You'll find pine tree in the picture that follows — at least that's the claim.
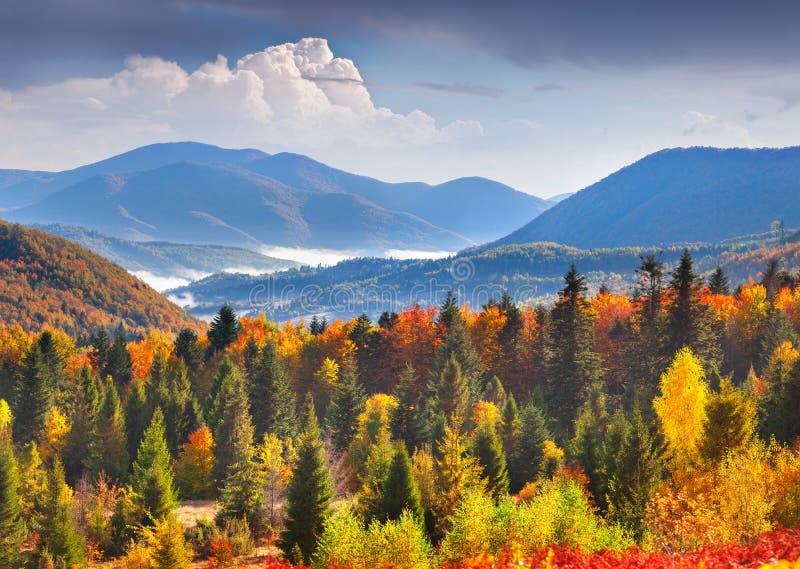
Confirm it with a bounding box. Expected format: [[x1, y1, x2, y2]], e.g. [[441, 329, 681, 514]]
[[434, 354, 470, 424], [279, 398, 333, 564], [708, 266, 730, 295], [544, 263, 602, 437], [430, 291, 483, 398], [472, 422, 509, 500], [207, 304, 240, 357], [326, 363, 366, 453], [761, 355, 800, 445], [91, 329, 111, 374], [106, 330, 132, 385], [64, 364, 100, 483], [87, 380, 129, 482], [509, 400, 550, 492], [666, 249, 703, 355], [217, 376, 264, 530], [391, 364, 420, 450], [164, 359, 192, 453], [378, 442, 423, 522], [132, 408, 178, 522], [174, 328, 202, 372], [482, 376, 507, 410], [249, 341, 298, 440], [569, 385, 609, 509], [125, 378, 150, 461], [212, 359, 251, 484], [605, 409, 662, 541], [38, 459, 85, 567], [13, 343, 54, 445], [0, 416, 25, 567], [700, 378, 756, 463], [499, 393, 520, 467], [146, 352, 169, 418]]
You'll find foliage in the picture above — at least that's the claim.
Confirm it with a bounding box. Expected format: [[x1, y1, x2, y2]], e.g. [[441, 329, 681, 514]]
[[174, 426, 215, 499]]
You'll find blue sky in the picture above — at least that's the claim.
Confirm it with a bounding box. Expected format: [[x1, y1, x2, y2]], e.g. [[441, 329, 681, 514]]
[[1, 0, 799, 197]]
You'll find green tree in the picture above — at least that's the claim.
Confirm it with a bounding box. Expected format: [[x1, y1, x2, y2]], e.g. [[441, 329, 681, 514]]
[[212, 359, 251, 484], [105, 330, 132, 385], [708, 266, 730, 295], [471, 422, 509, 501], [132, 408, 178, 523], [38, 459, 85, 567], [125, 378, 150, 461], [509, 400, 550, 492], [430, 292, 483, 398], [378, 442, 423, 522], [544, 263, 602, 437], [250, 341, 298, 440], [64, 364, 100, 483], [326, 363, 366, 453], [700, 378, 757, 463], [207, 304, 240, 357], [13, 343, 54, 445], [0, 410, 25, 567], [761, 353, 800, 445], [87, 380, 129, 482], [434, 354, 470, 425], [279, 398, 333, 564], [145, 515, 192, 569], [569, 386, 610, 510], [174, 328, 202, 371]]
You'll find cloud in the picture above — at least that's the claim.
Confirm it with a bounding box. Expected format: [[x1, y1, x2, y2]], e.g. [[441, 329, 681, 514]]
[[0, 38, 482, 170], [533, 83, 567, 92], [682, 111, 753, 145], [415, 81, 504, 98]]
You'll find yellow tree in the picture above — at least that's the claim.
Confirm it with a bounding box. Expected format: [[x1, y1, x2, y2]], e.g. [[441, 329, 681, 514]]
[[653, 347, 709, 472], [40, 407, 71, 460], [256, 433, 293, 532]]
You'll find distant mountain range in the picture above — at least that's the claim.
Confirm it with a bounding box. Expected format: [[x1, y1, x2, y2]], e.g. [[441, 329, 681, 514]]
[[2, 142, 551, 254], [0, 220, 199, 334], [34, 224, 300, 290], [493, 147, 800, 249]]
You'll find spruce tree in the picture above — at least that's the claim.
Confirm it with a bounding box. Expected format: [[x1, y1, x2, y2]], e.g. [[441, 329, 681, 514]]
[[544, 263, 602, 437], [430, 292, 483, 398], [326, 363, 366, 452], [391, 364, 420, 450], [666, 249, 703, 355], [708, 266, 730, 295], [125, 378, 150, 461], [91, 329, 111, 374], [378, 442, 423, 522], [482, 375, 507, 409], [0, 422, 25, 567], [499, 393, 520, 466], [132, 408, 178, 522], [173, 328, 202, 372], [279, 398, 333, 564], [472, 422, 509, 500], [249, 341, 298, 440], [38, 459, 85, 567], [164, 359, 192, 453], [106, 330, 133, 385], [87, 380, 129, 482], [434, 354, 470, 424], [212, 360, 251, 484], [569, 386, 610, 510], [761, 355, 800, 445], [207, 304, 240, 357], [64, 364, 100, 483], [509, 400, 550, 492], [13, 343, 54, 445]]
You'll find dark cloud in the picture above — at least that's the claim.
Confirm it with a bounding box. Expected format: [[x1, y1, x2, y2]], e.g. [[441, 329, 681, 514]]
[[2, 0, 800, 87], [415, 81, 504, 98]]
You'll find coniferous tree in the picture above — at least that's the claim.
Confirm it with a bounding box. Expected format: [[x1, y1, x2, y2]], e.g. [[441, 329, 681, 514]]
[[207, 304, 240, 357], [106, 330, 132, 385], [760, 356, 800, 445], [146, 515, 192, 569], [173, 328, 202, 372], [758, 308, 800, 374], [13, 343, 54, 445], [146, 352, 169, 418], [279, 398, 333, 564], [164, 359, 193, 453], [0, 412, 25, 567], [87, 380, 129, 482], [37, 330, 65, 392], [430, 292, 483, 399], [499, 393, 519, 467], [391, 364, 420, 450], [378, 442, 423, 522], [666, 249, 703, 356], [64, 364, 100, 483], [708, 266, 730, 295], [569, 386, 610, 510], [132, 408, 178, 523], [472, 422, 509, 501], [326, 363, 366, 453], [496, 291, 524, 391], [38, 459, 85, 567], [699, 378, 756, 462], [482, 376, 507, 410], [212, 359, 251, 484], [125, 378, 150, 462], [509, 400, 550, 492], [544, 263, 602, 437], [249, 341, 297, 440], [91, 329, 111, 374], [434, 354, 470, 425]]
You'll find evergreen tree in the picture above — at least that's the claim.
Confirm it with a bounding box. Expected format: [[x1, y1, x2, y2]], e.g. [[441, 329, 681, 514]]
[[146, 515, 193, 569], [13, 343, 54, 445], [496, 291, 524, 391], [38, 459, 85, 567], [472, 422, 509, 500], [249, 341, 298, 440], [760, 356, 800, 445], [569, 386, 610, 510], [544, 263, 602, 437], [132, 408, 178, 522], [700, 378, 756, 462], [605, 409, 662, 540], [482, 376, 507, 410], [430, 292, 483, 399], [91, 329, 111, 375], [207, 304, 240, 357], [378, 442, 423, 522], [106, 330, 132, 385], [164, 360, 193, 453], [125, 378, 150, 462], [146, 352, 169, 418], [279, 398, 333, 564], [509, 400, 550, 492], [37, 330, 65, 392], [433, 354, 470, 424], [708, 266, 731, 295], [499, 393, 520, 466], [173, 328, 202, 372], [0, 420, 25, 567], [758, 308, 800, 374], [212, 359, 251, 484], [666, 249, 703, 355], [391, 364, 420, 450], [326, 363, 366, 453], [87, 380, 129, 482], [64, 364, 100, 483]]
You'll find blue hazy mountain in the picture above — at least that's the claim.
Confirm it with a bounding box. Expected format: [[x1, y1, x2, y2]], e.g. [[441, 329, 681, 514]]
[[493, 147, 800, 249]]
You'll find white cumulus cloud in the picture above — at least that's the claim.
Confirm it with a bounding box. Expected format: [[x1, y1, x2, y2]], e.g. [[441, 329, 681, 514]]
[[0, 38, 482, 171]]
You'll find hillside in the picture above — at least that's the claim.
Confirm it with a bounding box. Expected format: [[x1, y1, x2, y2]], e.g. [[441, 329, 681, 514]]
[[494, 146, 800, 249], [35, 224, 300, 288], [168, 231, 784, 321], [0, 220, 199, 333]]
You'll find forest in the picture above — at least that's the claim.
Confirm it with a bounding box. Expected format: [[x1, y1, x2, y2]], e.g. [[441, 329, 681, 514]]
[[2, 249, 800, 568]]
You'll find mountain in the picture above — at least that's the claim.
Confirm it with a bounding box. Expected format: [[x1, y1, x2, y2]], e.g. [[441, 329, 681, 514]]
[[494, 147, 800, 249], [0, 220, 199, 334], [168, 231, 781, 322], [244, 153, 551, 243], [0, 141, 268, 211], [2, 142, 552, 253], [10, 162, 471, 253], [34, 224, 300, 289]]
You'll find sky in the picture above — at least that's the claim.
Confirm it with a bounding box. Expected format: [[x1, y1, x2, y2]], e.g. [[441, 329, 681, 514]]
[[1, 0, 800, 198]]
